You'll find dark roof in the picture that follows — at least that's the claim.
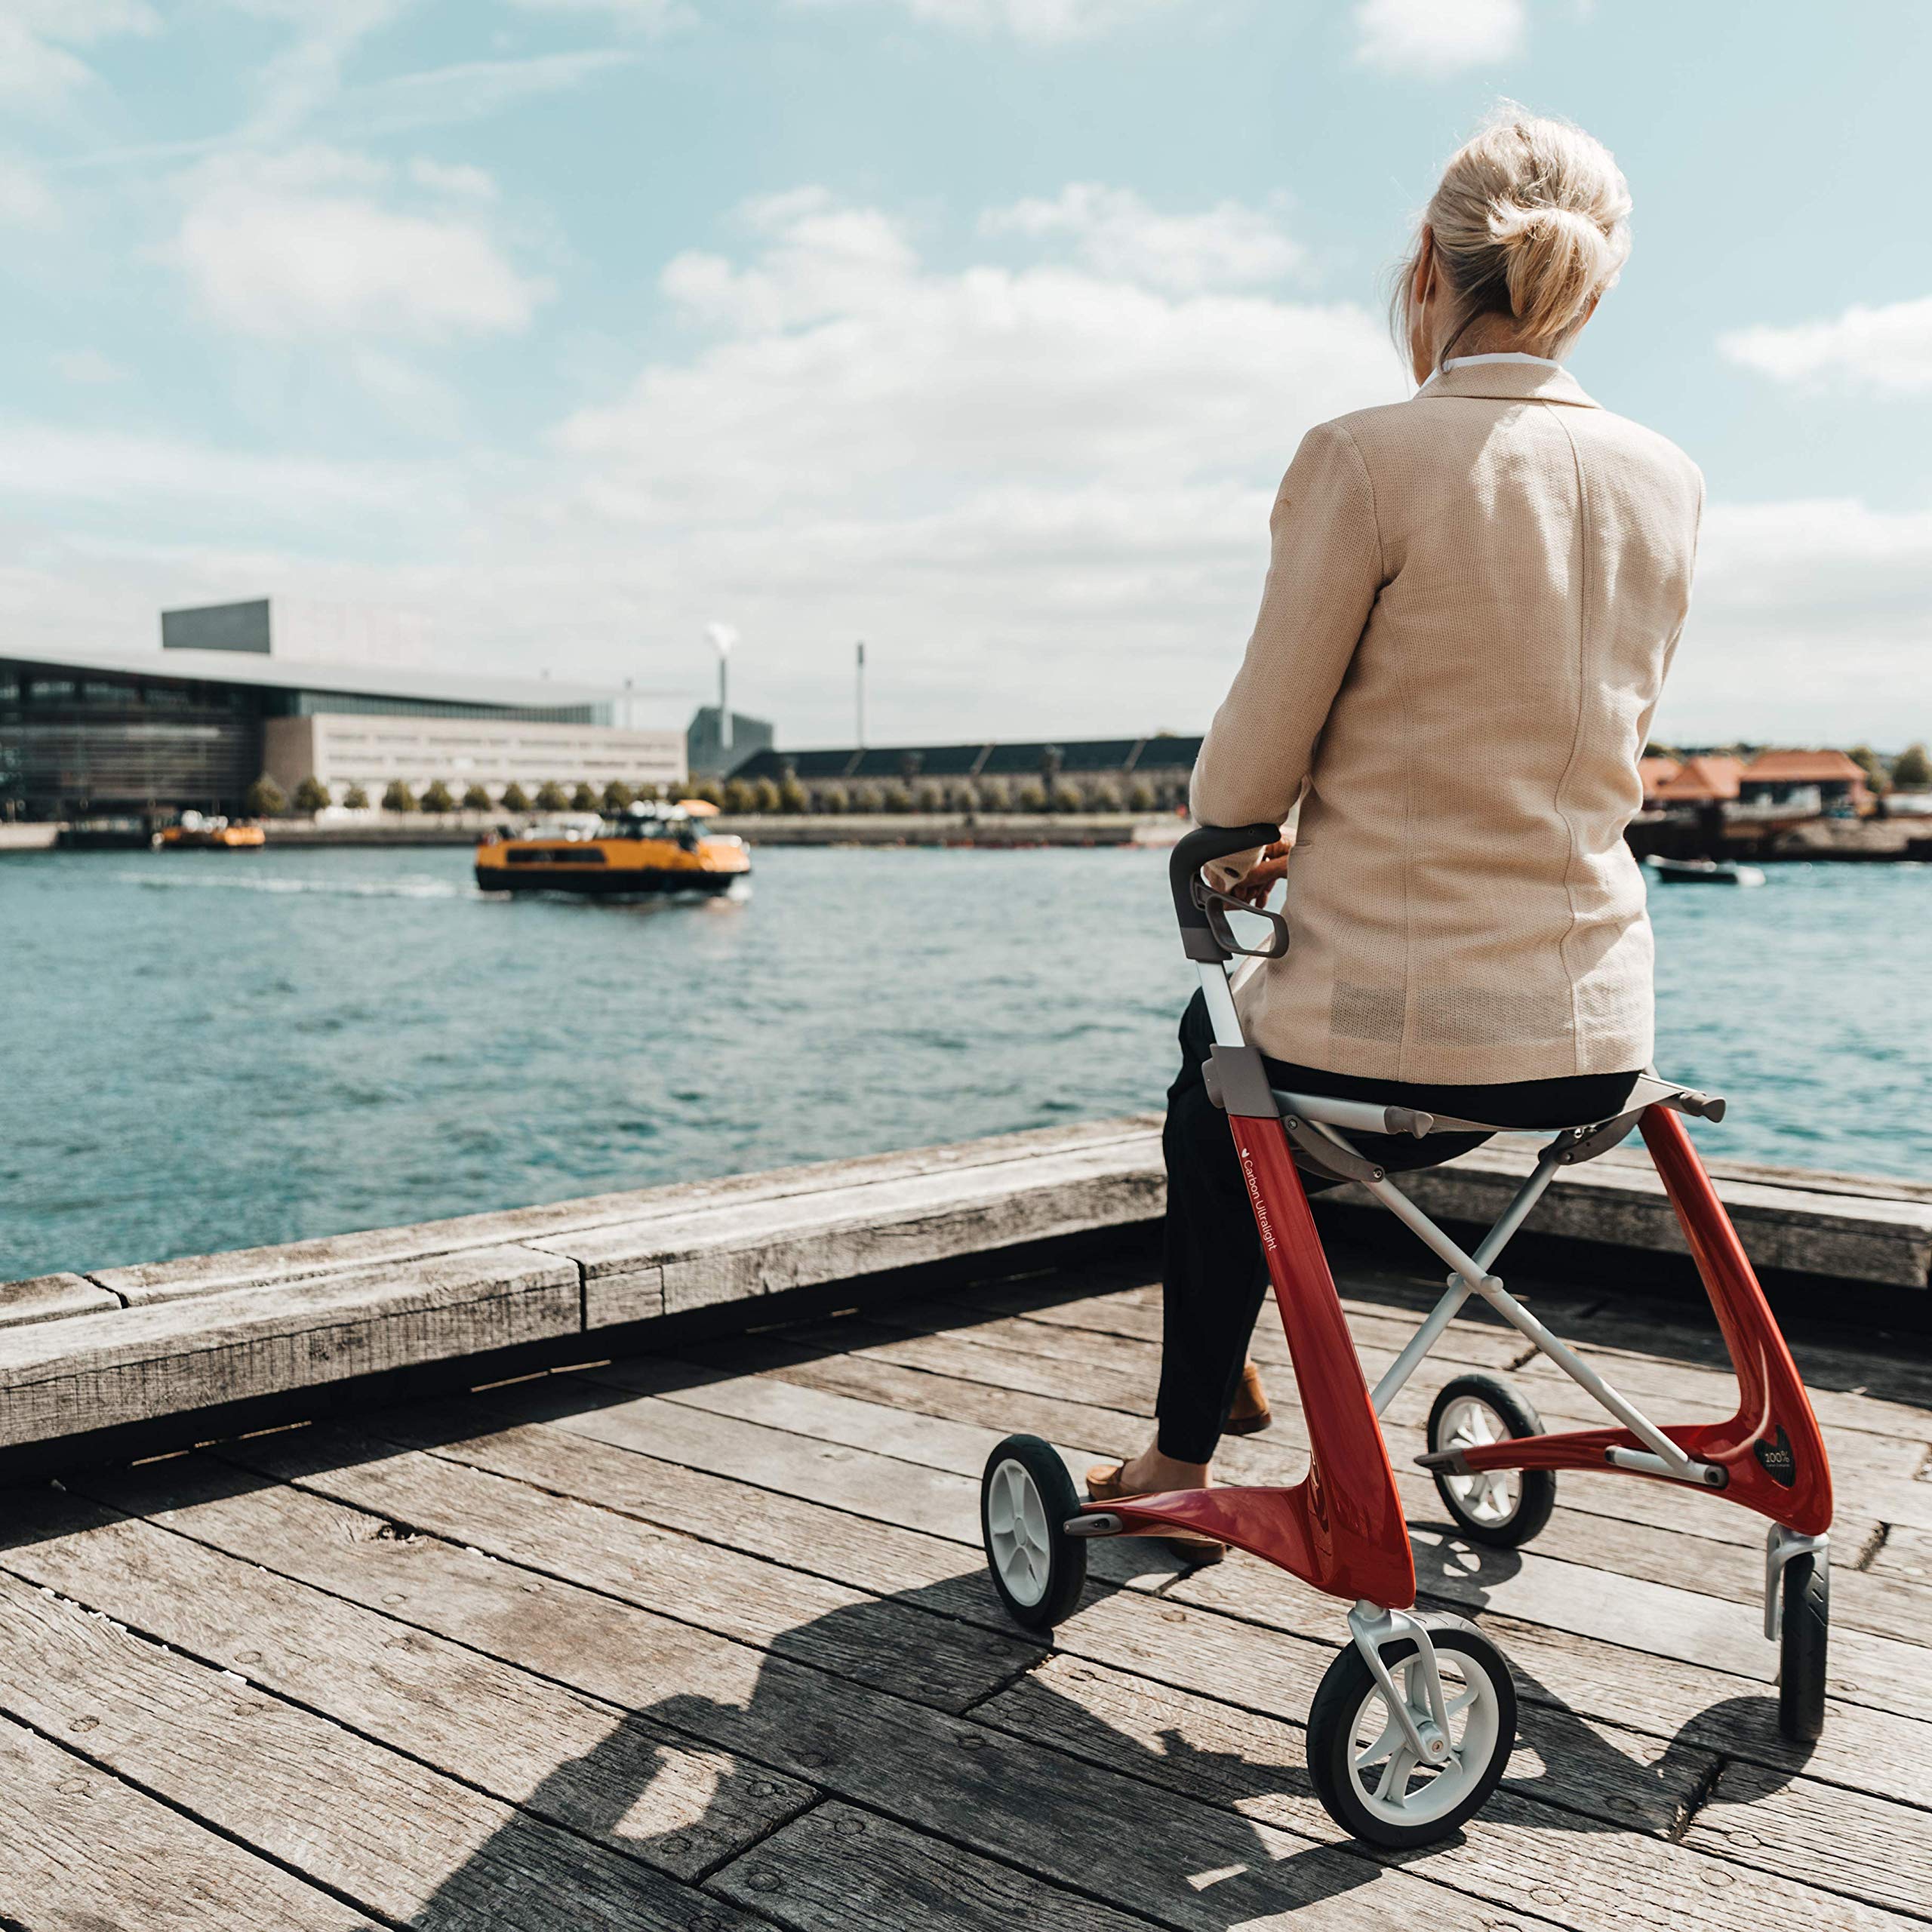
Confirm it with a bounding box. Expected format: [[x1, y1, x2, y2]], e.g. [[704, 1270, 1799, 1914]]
[[1130, 735, 1203, 770], [730, 734, 1203, 783]]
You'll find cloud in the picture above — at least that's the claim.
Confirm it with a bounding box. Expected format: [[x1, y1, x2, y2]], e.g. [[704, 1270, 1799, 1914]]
[[0, 0, 158, 109], [500, 0, 689, 26], [982, 184, 1302, 294], [1658, 496, 1932, 742], [789, 0, 1177, 43], [52, 349, 129, 384], [161, 147, 551, 341], [1718, 296, 1932, 396], [0, 156, 55, 225], [325, 50, 637, 140], [1352, 0, 1525, 75]]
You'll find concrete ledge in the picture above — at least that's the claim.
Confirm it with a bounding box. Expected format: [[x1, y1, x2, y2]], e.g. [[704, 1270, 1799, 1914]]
[[2, 1115, 1924, 1455]]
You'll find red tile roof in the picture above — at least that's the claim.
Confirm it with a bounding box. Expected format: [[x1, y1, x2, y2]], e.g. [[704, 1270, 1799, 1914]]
[[1740, 749, 1868, 783], [1654, 754, 1743, 802]]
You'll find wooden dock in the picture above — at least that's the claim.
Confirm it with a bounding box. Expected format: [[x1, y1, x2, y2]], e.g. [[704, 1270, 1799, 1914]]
[[2, 1237, 1928, 1930]]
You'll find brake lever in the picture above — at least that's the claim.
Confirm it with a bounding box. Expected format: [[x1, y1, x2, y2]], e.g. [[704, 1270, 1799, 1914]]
[[1190, 876, 1291, 960]]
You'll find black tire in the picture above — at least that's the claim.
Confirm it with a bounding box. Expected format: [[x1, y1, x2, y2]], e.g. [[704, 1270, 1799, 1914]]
[[1427, 1373, 1558, 1549], [980, 1434, 1088, 1632], [1779, 1550, 1829, 1743], [1306, 1612, 1518, 1848]]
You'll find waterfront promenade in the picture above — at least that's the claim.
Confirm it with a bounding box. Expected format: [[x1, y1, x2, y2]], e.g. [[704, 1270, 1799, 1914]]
[[1, 1121, 1930, 1928]]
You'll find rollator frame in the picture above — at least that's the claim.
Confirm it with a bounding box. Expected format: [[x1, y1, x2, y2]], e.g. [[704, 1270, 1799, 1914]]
[[1076, 822, 1834, 1686]]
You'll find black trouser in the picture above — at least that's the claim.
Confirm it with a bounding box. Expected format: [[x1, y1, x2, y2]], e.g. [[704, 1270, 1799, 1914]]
[[1155, 989, 1640, 1464]]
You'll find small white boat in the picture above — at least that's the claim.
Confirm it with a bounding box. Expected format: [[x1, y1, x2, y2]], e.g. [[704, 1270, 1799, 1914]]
[[1647, 856, 1766, 887]]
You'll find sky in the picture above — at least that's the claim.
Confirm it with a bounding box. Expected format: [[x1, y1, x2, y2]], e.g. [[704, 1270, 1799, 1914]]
[[2, 0, 1929, 749]]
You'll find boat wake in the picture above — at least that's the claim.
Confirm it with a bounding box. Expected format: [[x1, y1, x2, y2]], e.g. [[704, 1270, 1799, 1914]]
[[114, 872, 469, 900]]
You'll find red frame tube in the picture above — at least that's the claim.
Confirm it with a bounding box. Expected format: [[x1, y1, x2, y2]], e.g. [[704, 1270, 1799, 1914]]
[[1452, 1106, 1832, 1536], [1088, 1100, 1831, 1605], [1094, 1114, 1417, 1607]]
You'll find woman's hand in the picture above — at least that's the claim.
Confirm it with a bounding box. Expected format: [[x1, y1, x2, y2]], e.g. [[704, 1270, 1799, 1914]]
[[1223, 835, 1294, 907]]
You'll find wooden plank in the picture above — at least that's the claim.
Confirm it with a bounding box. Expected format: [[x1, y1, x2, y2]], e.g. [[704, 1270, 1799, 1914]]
[[217, 1420, 1048, 1710], [980, 1654, 1922, 1932], [1326, 1137, 1932, 1288], [0, 1244, 578, 1447], [0, 1564, 769, 1931], [11, 1476, 815, 1882], [0, 1272, 118, 1328], [83, 1117, 1159, 1305], [1684, 1757, 1932, 1919], [0, 1711, 380, 1931], [1869, 1524, 1932, 1584], [707, 1802, 1156, 1932], [144, 1459, 1546, 1930], [538, 1137, 1164, 1326]]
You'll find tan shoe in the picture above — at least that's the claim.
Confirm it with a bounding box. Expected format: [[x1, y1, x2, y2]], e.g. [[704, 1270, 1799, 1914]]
[[1084, 1462, 1225, 1563], [1224, 1360, 1272, 1437]]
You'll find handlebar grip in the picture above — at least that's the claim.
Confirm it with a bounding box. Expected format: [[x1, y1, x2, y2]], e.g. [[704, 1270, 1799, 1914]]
[[1169, 822, 1283, 962]]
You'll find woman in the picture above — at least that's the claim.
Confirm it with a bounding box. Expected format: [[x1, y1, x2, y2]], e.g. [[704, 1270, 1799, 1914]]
[[1091, 112, 1703, 1543]]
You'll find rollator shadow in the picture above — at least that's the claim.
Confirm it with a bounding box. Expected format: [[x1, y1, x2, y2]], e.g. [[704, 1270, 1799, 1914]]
[[400, 1552, 1793, 1930]]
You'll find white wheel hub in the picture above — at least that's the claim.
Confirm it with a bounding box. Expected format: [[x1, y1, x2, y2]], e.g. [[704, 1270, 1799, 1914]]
[[986, 1459, 1054, 1607], [1346, 1647, 1503, 1829], [1437, 1395, 1524, 1526]]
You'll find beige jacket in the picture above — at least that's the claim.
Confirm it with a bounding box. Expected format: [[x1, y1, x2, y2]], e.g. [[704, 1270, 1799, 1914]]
[[1191, 358, 1703, 1085]]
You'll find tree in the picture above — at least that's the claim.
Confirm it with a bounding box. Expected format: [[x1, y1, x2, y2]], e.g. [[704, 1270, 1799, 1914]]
[[534, 780, 568, 811], [1087, 777, 1124, 812], [462, 783, 493, 811], [602, 779, 635, 813], [1128, 779, 1158, 813], [977, 777, 1010, 813], [245, 776, 287, 818], [382, 780, 417, 813], [292, 777, 331, 814], [721, 779, 753, 813], [343, 784, 371, 810], [1015, 780, 1049, 814], [419, 779, 455, 814], [570, 781, 598, 812], [500, 781, 532, 813], [1849, 745, 1890, 792], [816, 783, 848, 815], [1050, 780, 1083, 814], [851, 782, 884, 814], [691, 780, 724, 808], [881, 782, 913, 813], [777, 776, 808, 814], [1891, 743, 1932, 792]]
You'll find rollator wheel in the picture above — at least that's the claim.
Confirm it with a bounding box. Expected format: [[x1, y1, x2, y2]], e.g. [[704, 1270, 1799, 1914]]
[[1427, 1373, 1557, 1549], [1779, 1550, 1829, 1743], [980, 1435, 1087, 1631], [1306, 1613, 1517, 1848]]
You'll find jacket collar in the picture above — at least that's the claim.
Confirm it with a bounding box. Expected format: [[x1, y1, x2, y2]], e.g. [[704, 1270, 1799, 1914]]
[[1417, 358, 1600, 409]]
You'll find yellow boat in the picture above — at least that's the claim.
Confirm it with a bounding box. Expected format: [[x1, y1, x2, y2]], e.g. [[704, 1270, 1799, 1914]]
[[153, 814, 266, 850], [475, 801, 750, 897]]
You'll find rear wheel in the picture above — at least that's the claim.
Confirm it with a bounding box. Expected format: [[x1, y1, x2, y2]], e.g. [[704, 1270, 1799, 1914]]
[[1306, 1614, 1517, 1847], [980, 1435, 1087, 1631], [1427, 1373, 1557, 1549], [1779, 1550, 1829, 1743]]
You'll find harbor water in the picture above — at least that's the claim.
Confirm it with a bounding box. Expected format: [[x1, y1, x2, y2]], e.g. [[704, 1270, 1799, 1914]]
[[2, 844, 1926, 1280]]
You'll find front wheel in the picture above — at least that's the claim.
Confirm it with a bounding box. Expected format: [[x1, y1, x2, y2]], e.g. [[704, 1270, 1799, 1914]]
[[1779, 1550, 1829, 1743], [1427, 1373, 1558, 1549], [1306, 1614, 1517, 1848], [980, 1435, 1087, 1631]]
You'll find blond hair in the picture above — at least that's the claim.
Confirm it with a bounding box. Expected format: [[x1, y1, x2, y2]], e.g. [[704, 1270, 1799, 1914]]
[[1395, 110, 1632, 370]]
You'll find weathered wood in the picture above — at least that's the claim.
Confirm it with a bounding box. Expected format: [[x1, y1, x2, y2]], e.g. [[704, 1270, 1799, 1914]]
[[211, 1422, 1042, 1712], [707, 1801, 1157, 1932], [1324, 1135, 1932, 1288], [980, 1654, 1922, 1932], [1869, 1524, 1932, 1584], [83, 1117, 1159, 1305], [538, 1136, 1164, 1326], [0, 1566, 766, 1930], [0, 1244, 578, 1447], [9, 1477, 814, 1881], [1684, 1756, 1932, 1918], [0, 1272, 118, 1327], [0, 1710, 380, 1931]]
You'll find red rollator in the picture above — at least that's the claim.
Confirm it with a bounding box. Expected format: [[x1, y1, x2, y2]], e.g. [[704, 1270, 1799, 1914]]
[[980, 822, 1835, 1847]]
